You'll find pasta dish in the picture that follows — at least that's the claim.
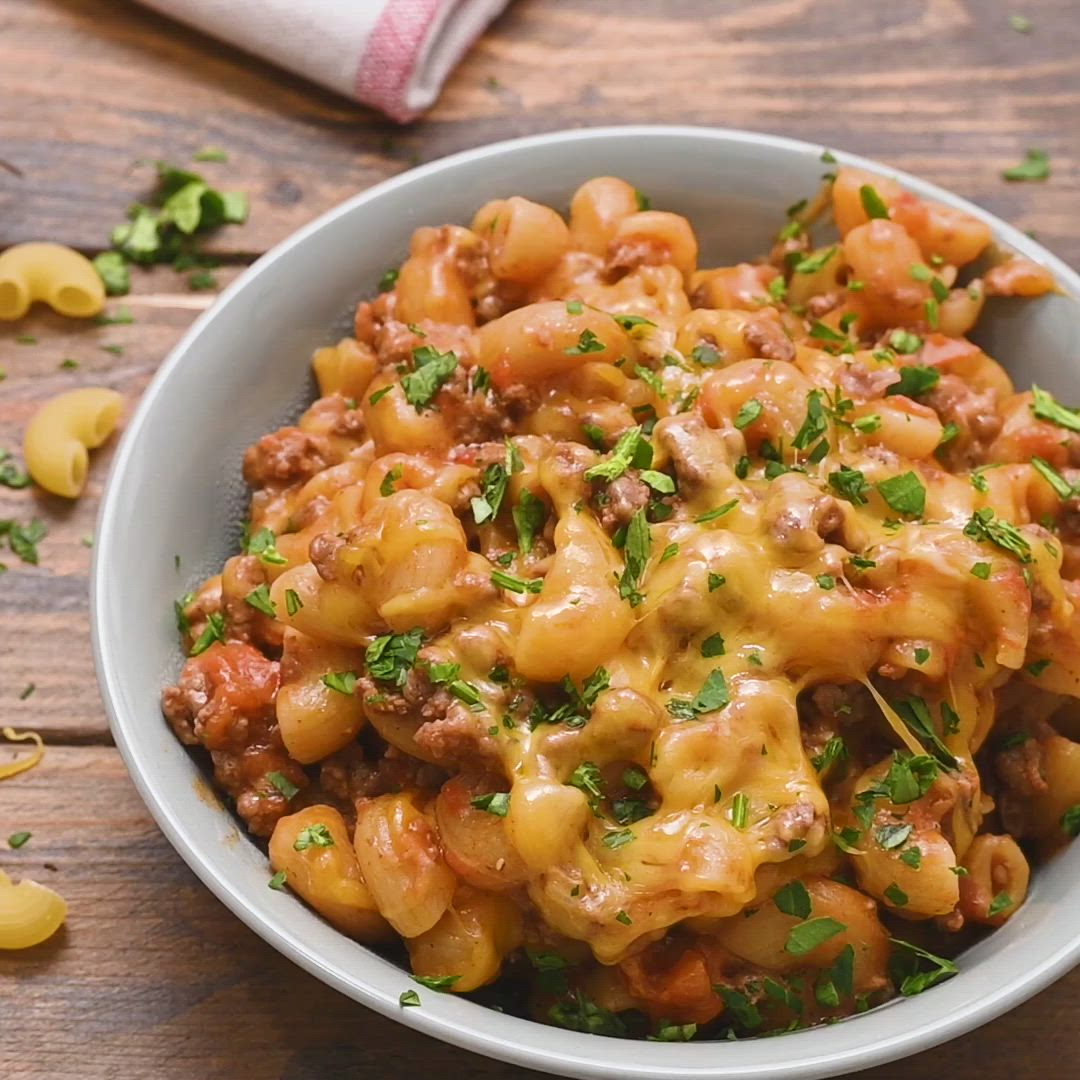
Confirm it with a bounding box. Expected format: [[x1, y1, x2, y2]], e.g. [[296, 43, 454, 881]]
[[162, 168, 1077, 1039]]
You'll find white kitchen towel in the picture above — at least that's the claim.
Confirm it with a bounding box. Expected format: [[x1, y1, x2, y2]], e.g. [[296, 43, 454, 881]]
[[137, 0, 511, 122]]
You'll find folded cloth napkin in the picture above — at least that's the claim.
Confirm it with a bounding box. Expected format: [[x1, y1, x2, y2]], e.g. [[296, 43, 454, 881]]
[[136, 0, 510, 122]]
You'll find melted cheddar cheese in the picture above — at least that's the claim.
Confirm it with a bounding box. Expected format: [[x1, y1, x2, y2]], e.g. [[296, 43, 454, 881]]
[[163, 171, 1075, 1038]]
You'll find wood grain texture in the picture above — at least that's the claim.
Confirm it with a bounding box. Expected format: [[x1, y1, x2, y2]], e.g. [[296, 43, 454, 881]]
[[3, 747, 1080, 1080], [0, 0, 1078, 1075]]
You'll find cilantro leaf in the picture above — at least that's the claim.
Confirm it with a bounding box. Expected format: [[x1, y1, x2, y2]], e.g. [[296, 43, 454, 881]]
[[876, 471, 926, 517]]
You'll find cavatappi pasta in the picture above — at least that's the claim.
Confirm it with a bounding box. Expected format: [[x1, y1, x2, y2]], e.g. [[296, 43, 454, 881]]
[[162, 170, 1074, 1039]]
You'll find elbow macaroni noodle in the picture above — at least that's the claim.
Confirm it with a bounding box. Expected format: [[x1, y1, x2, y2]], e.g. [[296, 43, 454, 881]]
[[23, 388, 124, 498], [162, 170, 1074, 1038], [0, 242, 106, 321]]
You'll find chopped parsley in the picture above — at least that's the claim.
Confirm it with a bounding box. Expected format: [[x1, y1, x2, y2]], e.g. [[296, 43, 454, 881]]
[[7, 831, 31, 849], [0, 450, 31, 490], [471, 792, 510, 817], [1031, 456, 1074, 499], [708, 572, 726, 591], [695, 499, 739, 524], [828, 465, 869, 505], [602, 828, 635, 851], [794, 247, 837, 275], [963, 507, 1032, 562], [876, 471, 926, 518], [366, 628, 424, 685], [513, 490, 548, 554], [618, 509, 650, 607], [889, 939, 958, 996], [889, 329, 923, 355], [268, 870, 287, 891], [860, 184, 890, 219], [1031, 385, 1080, 432], [812, 736, 847, 773], [731, 792, 750, 830], [691, 342, 724, 367], [399, 989, 421, 1007], [380, 465, 403, 498], [267, 772, 298, 799], [564, 329, 606, 356], [189, 611, 226, 656], [899, 847, 922, 869], [284, 589, 303, 616], [987, 892, 1013, 917], [412, 975, 461, 991], [774, 880, 812, 919], [1002, 148, 1050, 182], [244, 584, 277, 618], [701, 633, 725, 658], [246, 527, 287, 565], [402, 346, 457, 410], [667, 668, 729, 721], [491, 569, 543, 594], [884, 883, 909, 907], [816, 574, 836, 591], [549, 989, 627, 1036], [792, 390, 828, 451], [584, 425, 642, 483], [886, 365, 940, 399], [876, 823, 913, 850], [893, 696, 957, 768], [322, 671, 358, 695], [293, 824, 334, 851], [734, 398, 763, 429], [785, 917, 846, 956], [1060, 804, 1080, 837]]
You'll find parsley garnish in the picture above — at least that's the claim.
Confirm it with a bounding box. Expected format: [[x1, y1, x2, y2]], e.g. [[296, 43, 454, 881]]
[[399, 989, 421, 1007], [735, 399, 763, 429], [695, 499, 739, 524], [618, 509, 650, 606], [774, 880, 812, 919], [1060, 805, 1080, 837], [366, 628, 423, 685], [889, 329, 923, 355], [244, 584, 277, 618], [701, 633, 725, 658], [549, 990, 627, 1036], [666, 668, 729, 720], [1002, 148, 1050, 182], [380, 465, 403, 498], [889, 939, 958, 996], [584, 425, 642, 483], [293, 824, 334, 851], [471, 792, 510, 817], [812, 736, 847, 773], [0, 450, 31, 490], [876, 823, 913, 850], [707, 572, 726, 591], [402, 346, 457, 411], [691, 342, 724, 367], [267, 771, 298, 799], [887, 365, 940, 399], [412, 975, 461, 991], [828, 465, 869, 505], [1032, 385, 1080, 431], [786, 917, 846, 956], [284, 589, 302, 616], [322, 671, 358, 695], [513, 489, 547, 554], [860, 184, 890, 219], [987, 892, 1013, 917], [7, 831, 31, 849], [268, 870, 287, 891], [1031, 456, 1074, 499], [246, 527, 287, 565], [794, 247, 837, 275], [189, 611, 226, 656], [963, 507, 1032, 562], [491, 569, 543, 594], [564, 329, 606, 356], [792, 390, 828, 451], [816, 574, 836, 590], [876, 471, 926, 517]]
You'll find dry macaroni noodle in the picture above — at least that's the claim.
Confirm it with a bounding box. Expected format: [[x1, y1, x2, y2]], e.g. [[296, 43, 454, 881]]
[[0, 242, 105, 321], [23, 388, 124, 498]]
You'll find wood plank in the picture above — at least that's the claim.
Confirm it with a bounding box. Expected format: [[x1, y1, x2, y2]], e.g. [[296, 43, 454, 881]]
[[0, 0, 1077, 264], [0, 745, 1077, 1079]]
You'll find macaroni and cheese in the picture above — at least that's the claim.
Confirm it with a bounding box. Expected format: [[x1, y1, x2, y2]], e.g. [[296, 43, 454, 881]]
[[162, 171, 1075, 1039]]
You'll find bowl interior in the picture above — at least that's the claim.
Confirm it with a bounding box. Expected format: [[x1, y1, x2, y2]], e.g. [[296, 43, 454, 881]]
[[93, 126, 1080, 1080]]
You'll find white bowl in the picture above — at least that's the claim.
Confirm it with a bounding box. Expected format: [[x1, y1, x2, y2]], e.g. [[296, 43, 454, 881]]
[[92, 125, 1080, 1080]]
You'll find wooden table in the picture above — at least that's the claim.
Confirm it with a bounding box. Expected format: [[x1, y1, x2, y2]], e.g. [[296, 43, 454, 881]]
[[1, 1, 1078, 1076]]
